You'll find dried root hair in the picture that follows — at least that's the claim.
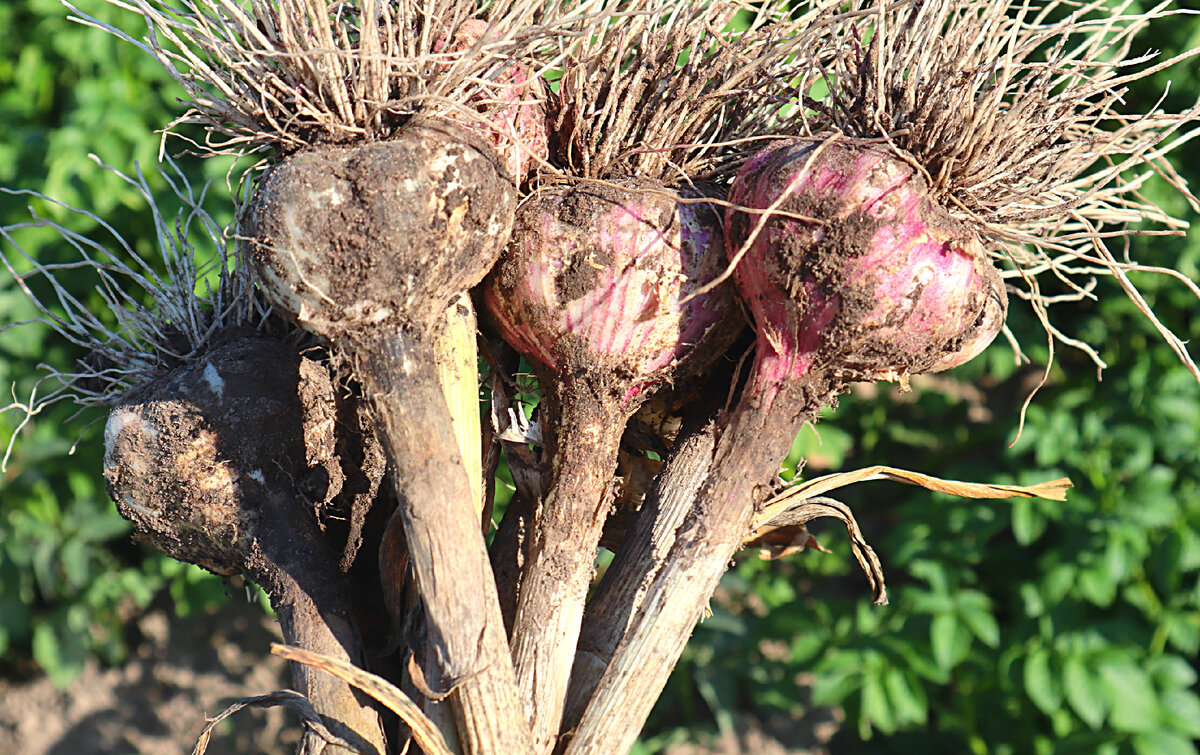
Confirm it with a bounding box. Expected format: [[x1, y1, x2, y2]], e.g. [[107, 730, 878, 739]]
[[543, 0, 848, 184], [1, 157, 274, 468], [784, 0, 1200, 382], [71, 0, 578, 157], [66, 0, 1200, 383]]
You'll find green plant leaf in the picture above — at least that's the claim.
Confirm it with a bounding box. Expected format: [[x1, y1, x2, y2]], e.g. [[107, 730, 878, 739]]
[[1099, 658, 1161, 733], [75, 509, 131, 543], [860, 668, 895, 737], [883, 666, 928, 726], [960, 602, 1001, 648], [1024, 647, 1063, 716], [789, 633, 825, 664], [1159, 688, 1200, 739], [1021, 583, 1046, 617], [1041, 564, 1077, 607], [1146, 655, 1199, 690], [1077, 563, 1119, 607], [1163, 612, 1200, 657], [878, 634, 949, 684], [31, 621, 87, 688], [812, 656, 864, 706], [931, 612, 972, 671], [1012, 498, 1047, 546], [1063, 654, 1108, 729], [1131, 731, 1199, 755], [59, 538, 90, 591]]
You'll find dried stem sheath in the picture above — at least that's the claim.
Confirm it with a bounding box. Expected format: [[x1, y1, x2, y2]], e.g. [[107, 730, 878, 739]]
[[564, 389, 724, 733], [355, 332, 533, 755], [490, 490, 536, 638], [563, 375, 827, 755], [508, 379, 628, 752]]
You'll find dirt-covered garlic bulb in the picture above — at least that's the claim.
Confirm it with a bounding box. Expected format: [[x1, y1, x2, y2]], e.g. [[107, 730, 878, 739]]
[[480, 175, 737, 748], [2, 154, 398, 754], [244, 117, 530, 753], [485, 178, 733, 398], [104, 339, 386, 755], [729, 138, 1007, 410]]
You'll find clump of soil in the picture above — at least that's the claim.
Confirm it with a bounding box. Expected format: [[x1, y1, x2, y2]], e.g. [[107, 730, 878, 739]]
[[0, 602, 292, 755]]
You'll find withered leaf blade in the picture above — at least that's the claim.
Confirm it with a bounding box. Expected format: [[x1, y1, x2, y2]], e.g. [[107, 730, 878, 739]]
[[271, 644, 454, 755], [748, 496, 887, 605], [752, 523, 831, 560], [758, 465, 1073, 528], [191, 690, 357, 755]]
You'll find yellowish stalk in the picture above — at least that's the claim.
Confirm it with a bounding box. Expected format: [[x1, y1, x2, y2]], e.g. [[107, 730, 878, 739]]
[[434, 293, 484, 519]]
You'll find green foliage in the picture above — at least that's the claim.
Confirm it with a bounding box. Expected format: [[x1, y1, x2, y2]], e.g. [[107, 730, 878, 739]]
[[1, 0, 238, 684]]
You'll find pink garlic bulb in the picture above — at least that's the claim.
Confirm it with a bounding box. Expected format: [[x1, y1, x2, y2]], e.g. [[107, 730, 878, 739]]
[[484, 177, 735, 400], [480, 176, 738, 750], [728, 139, 1006, 410]]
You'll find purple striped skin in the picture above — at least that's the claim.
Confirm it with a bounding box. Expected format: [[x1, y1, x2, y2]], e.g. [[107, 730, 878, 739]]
[[728, 139, 1006, 412], [483, 177, 735, 404]]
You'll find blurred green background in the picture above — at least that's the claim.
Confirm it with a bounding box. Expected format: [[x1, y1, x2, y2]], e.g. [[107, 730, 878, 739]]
[[2, 1, 1199, 754]]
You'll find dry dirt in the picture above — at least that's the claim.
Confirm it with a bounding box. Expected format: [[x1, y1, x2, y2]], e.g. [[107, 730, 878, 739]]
[[0, 597, 838, 755], [662, 710, 840, 755], [0, 599, 296, 755]]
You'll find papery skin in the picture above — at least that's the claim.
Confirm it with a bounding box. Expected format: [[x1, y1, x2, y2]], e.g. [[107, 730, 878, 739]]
[[728, 139, 1007, 411], [483, 177, 736, 402]]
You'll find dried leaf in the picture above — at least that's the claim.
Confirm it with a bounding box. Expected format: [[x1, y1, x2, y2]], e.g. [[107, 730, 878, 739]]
[[750, 522, 831, 560], [758, 465, 1072, 528], [191, 690, 357, 755], [748, 495, 887, 605], [271, 644, 454, 755]]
